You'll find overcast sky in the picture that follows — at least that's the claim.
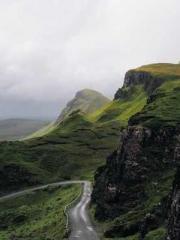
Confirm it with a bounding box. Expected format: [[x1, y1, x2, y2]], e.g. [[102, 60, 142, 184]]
[[0, 0, 180, 120]]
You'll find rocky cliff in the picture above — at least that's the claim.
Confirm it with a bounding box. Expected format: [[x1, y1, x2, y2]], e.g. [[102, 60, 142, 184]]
[[166, 144, 180, 240], [114, 70, 163, 100], [92, 63, 180, 239], [92, 126, 179, 237]]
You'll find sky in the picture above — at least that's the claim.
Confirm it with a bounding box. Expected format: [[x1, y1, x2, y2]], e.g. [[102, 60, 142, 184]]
[[0, 0, 180, 120]]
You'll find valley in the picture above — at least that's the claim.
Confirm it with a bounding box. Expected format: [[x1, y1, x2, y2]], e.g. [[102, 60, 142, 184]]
[[0, 63, 180, 239], [0, 119, 49, 141]]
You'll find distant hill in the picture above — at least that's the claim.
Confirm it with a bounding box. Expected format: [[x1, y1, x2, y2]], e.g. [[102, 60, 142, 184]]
[[27, 88, 111, 139], [0, 119, 50, 141], [57, 89, 111, 123]]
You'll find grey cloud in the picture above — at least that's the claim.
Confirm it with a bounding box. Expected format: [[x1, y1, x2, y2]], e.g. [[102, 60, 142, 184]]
[[0, 0, 179, 119]]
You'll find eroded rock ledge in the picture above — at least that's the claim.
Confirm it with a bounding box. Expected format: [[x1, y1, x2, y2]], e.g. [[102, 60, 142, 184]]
[[92, 125, 180, 238]]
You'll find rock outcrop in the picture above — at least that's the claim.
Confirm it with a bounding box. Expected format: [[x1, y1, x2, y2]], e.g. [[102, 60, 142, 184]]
[[92, 63, 180, 238], [92, 126, 179, 219], [114, 70, 164, 100], [166, 141, 180, 240], [166, 168, 180, 240], [92, 126, 180, 238]]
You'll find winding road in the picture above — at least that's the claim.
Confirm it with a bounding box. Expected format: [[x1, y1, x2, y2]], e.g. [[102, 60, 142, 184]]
[[69, 181, 99, 240], [0, 180, 99, 240]]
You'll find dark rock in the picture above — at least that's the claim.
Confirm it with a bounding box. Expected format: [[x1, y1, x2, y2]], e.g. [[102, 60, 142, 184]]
[[92, 126, 179, 220], [114, 70, 164, 100], [166, 167, 180, 240]]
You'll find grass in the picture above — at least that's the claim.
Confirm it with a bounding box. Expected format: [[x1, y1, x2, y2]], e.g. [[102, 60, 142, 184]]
[[144, 227, 166, 240], [57, 89, 110, 123], [135, 63, 180, 79], [1, 63, 179, 239], [88, 85, 147, 125], [0, 184, 81, 240], [0, 80, 149, 195], [131, 79, 180, 127], [0, 112, 122, 194]]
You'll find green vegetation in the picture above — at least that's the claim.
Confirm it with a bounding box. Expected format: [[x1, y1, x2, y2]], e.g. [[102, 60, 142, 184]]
[[89, 85, 147, 124], [0, 184, 81, 240], [57, 88, 110, 122], [2, 63, 180, 239], [91, 64, 180, 239], [136, 63, 180, 79], [0, 85, 148, 193], [144, 227, 166, 240], [131, 79, 180, 127]]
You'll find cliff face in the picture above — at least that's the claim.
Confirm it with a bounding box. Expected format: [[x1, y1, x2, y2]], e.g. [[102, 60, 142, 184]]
[[92, 64, 180, 239], [92, 126, 179, 218], [166, 145, 180, 240], [114, 70, 164, 101], [92, 127, 180, 238]]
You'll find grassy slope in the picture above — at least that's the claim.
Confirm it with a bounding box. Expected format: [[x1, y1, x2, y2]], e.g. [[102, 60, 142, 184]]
[[0, 184, 81, 240], [1, 63, 179, 239], [136, 63, 180, 77], [57, 89, 111, 122], [88, 85, 147, 125], [131, 79, 180, 128], [0, 84, 148, 195]]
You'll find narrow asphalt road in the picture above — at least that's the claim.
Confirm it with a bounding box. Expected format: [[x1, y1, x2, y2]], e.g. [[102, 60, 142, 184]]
[[0, 180, 83, 201], [69, 181, 99, 240], [0, 180, 99, 240]]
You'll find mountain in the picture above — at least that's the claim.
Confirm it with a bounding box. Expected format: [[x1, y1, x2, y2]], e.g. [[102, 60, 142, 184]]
[[57, 89, 111, 123], [92, 63, 180, 239], [1, 63, 180, 239], [27, 89, 110, 139], [0, 119, 49, 141], [0, 83, 146, 195]]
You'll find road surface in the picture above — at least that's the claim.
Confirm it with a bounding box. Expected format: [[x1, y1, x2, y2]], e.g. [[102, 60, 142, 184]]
[[0, 180, 99, 240], [69, 181, 99, 240], [0, 180, 84, 201]]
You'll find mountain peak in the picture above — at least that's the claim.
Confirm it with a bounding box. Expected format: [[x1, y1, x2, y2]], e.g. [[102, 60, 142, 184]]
[[57, 89, 110, 123]]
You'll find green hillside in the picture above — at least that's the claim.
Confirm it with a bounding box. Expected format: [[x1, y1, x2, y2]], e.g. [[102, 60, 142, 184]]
[[92, 63, 180, 239], [1, 63, 180, 239], [0, 184, 81, 240], [26, 88, 110, 139], [88, 85, 147, 125], [57, 88, 111, 123], [0, 84, 148, 195], [136, 63, 180, 77], [130, 79, 180, 127]]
